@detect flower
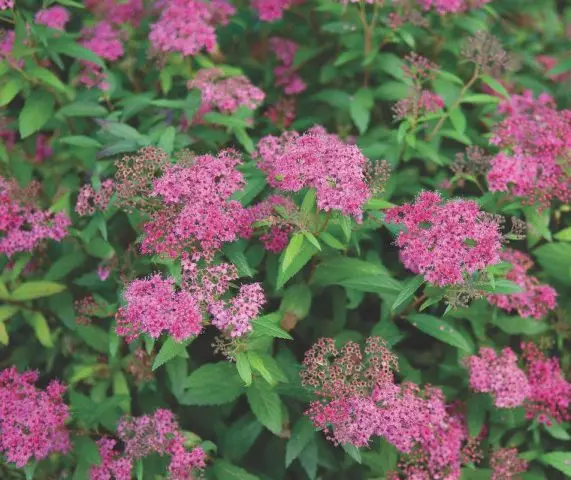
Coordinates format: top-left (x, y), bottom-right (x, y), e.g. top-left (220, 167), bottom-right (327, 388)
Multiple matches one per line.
top-left (385, 191), bottom-right (502, 286)
top-left (251, 0), bottom-right (291, 22)
top-left (256, 126), bottom-right (371, 220)
top-left (35, 6), bottom-right (70, 30)
top-left (488, 249), bottom-right (557, 319)
top-left (466, 347), bottom-right (530, 408)
top-left (0, 367), bottom-right (70, 468)
top-left (149, 0), bottom-right (234, 58)
top-left (269, 37), bottom-right (307, 95)
top-left (417, 0), bottom-right (491, 15)
top-left (85, 0), bottom-right (144, 26)
top-left (188, 68), bottom-right (265, 115)
top-left (490, 448), bottom-right (528, 480)
top-left (90, 438), bottom-right (133, 480)
top-left (76, 180), bottom-right (115, 216)
top-left (116, 274), bottom-right (203, 343)
top-left (0, 0), bottom-right (13, 10)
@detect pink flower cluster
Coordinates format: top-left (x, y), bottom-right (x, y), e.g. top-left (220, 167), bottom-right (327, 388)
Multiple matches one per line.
top-left (301, 338), bottom-right (473, 479)
top-left (488, 249), bottom-right (557, 319)
top-left (536, 55), bottom-right (571, 84)
top-left (490, 448), bottom-right (528, 480)
top-left (467, 344), bottom-right (571, 425)
top-left (417, 0), bottom-right (491, 15)
top-left (80, 22), bottom-right (124, 89)
top-left (149, 0), bottom-right (234, 58)
top-left (35, 6), bottom-right (70, 30)
top-left (0, 31), bottom-right (23, 69)
top-left (85, 0), bottom-right (144, 27)
top-left (188, 68), bottom-right (265, 115)
top-left (116, 274), bottom-right (203, 343)
top-left (91, 409), bottom-right (206, 480)
top-left (488, 90), bottom-right (571, 207)
top-left (34, 134), bottom-right (53, 163)
top-left (265, 97), bottom-right (297, 129)
top-left (251, 0), bottom-right (291, 22)
top-left (210, 283), bottom-right (265, 337)
top-left (76, 180), bottom-right (115, 216)
top-left (143, 149), bottom-right (247, 258)
top-left (0, 0), bottom-right (13, 10)
top-left (393, 89), bottom-right (444, 120)
top-left (256, 126), bottom-right (371, 220)
top-left (0, 367), bottom-right (70, 468)
top-left (269, 37), bottom-right (306, 95)
top-left (0, 177), bottom-right (70, 256)
top-left (385, 191), bottom-right (502, 286)
top-left (466, 347), bottom-right (530, 408)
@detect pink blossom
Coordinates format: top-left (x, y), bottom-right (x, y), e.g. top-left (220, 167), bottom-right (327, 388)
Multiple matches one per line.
top-left (76, 180), bottom-right (114, 216)
top-left (393, 89), bottom-right (444, 120)
top-left (0, 117), bottom-right (16, 150)
top-left (466, 347), bottom-right (530, 408)
top-left (210, 282), bottom-right (265, 337)
top-left (488, 90), bottom-right (571, 207)
top-left (34, 134), bottom-right (53, 163)
top-left (0, 31), bottom-right (23, 69)
top-left (188, 68), bottom-right (265, 115)
top-left (0, 367), bottom-right (71, 468)
top-left (35, 6), bottom-right (70, 30)
top-left (256, 126), bottom-right (371, 220)
top-left (0, 0), bottom-right (13, 10)
top-left (117, 409), bottom-right (206, 480)
top-left (116, 274), bottom-right (203, 343)
top-left (385, 191), bottom-right (502, 286)
top-left (488, 249), bottom-right (557, 319)
top-left (149, 0), bottom-right (234, 58)
top-left (90, 438), bottom-right (133, 480)
top-left (536, 55), bottom-right (571, 84)
top-left (143, 150), bottom-right (247, 258)
top-left (265, 97), bottom-right (296, 129)
top-left (0, 177), bottom-right (70, 256)
top-left (85, 0), bottom-right (144, 26)
top-left (79, 22), bottom-right (124, 90)
top-left (269, 37), bottom-right (306, 95)
top-left (251, 0), bottom-right (291, 22)
top-left (417, 0), bottom-right (491, 15)
top-left (490, 448), bottom-right (528, 480)
top-left (97, 264), bottom-right (111, 281)
top-left (522, 342), bottom-right (571, 425)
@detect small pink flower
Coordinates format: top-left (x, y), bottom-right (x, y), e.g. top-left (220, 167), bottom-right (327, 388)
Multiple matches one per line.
top-left (35, 6), bottom-right (71, 30)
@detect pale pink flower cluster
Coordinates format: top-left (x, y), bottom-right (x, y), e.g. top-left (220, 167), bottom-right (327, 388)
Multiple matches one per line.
top-left (256, 126), bottom-right (371, 220)
top-left (269, 37), bottom-right (306, 95)
top-left (149, 0), bottom-right (234, 58)
top-left (417, 0), bottom-right (491, 15)
top-left (92, 410), bottom-right (206, 480)
top-left (301, 338), bottom-right (473, 479)
top-left (393, 89), bottom-right (444, 120)
top-left (143, 150), bottom-right (247, 258)
top-left (488, 249), bottom-right (557, 319)
top-left (0, 367), bottom-right (71, 468)
top-left (79, 22), bottom-right (124, 90)
top-left (188, 68), bottom-right (265, 115)
top-left (35, 6), bottom-right (70, 30)
top-left (488, 90), bottom-right (571, 207)
top-left (466, 347), bottom-right (530, 408)
top-left (210, 283), bottom-right (265, 337)
top-left (116, 274), bottom-right (203, 343)
top-left (85, 0), bottom-right (144, 26)
top-left (385, 191), bottom-right (502, 286)
top-left (490, 448), bottom-right (528, 480)
top-left (76, 179), bottom-right (115, 216)
top-left (467, 344), bottom-right (571, 425)
top-left (0, 177), bottom-right (70, 256)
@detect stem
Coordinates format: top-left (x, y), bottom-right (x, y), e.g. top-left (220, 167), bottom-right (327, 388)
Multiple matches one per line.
top-left (357, 3), bottom-right (372, 86)
top-left (425, 65), bottom-right (480, 142)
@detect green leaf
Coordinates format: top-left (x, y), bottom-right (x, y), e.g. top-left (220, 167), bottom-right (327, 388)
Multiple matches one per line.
top-left (246, 379), bottom-right (283, 434)
top-left (492, 315), bottom-right (549, 335)
top-left (28, 66), bottom-right (70, 95)
top-left (247, 351), bottom-right (275, 385)
top-left (59, 136), bottom-right (102, 148)
top-left (408, 314), bottom-right (473, 353)
top-left (182, 362), bottom-right (244, 405)
top-left (251, 313), bottom-right (293, 340)
top-left (467, 395), bottom-right (488, 437)
top-left (460, 94), bottom-right (500, 104)
top-left (213, 460), bottom-right (261, 480)
top-left (277, 238), bottom-right (318, 290)
top-left (481, 75), bottom-right (510, 99)
top-left (24, 311), bottom-right (53, 348)
top-left (158, 126), bottom-right (176, 154)
top-left (152, 337), bottom-right (190, 371)
top-left (342, 443), bottom-right (362, 464)
top-left (76, 325), bottom-right (110, 353)
top-left (0, 322), bottom-right (8, 345)
top-left (299, 440), bottom-right (318, 480)
top-left (282, 233), bottom-right (304, 272)
top-left (234, 127), bottom-right (255, 154)
top-left (449, 107), bottom-right (467, 133)
top-left (285, 417), bottom-right (315, 467)
top-left (0, 305), bottom-right (19, 322)
top-left (19, 91), bottom-right (55, 138)
top-left (73, 436), bottom-right (101, 466)
top-left (540, 452), bottom-right (571, 475)
top-left (391, 275), bottom-right (424, 313)
top-left (543, 422), bottom-right (571, 441)
top-left (223, 414), bottom-right (264, 463)
top-left (236, 352), bottom-right (252, 386)
top-left (554, 227), bottom-right (571, 242)
top-left (534, 243), bottom-right (571, 284)
top-left (482, 279), bottom-right (523, 294)
top-left (49, 38), bottom-right (105, 67)
top-left (375, 81), bottom-right (410, 101)
top-left (12, 281), bottom-right (66, 301)
top-left (58, 101), bottom-right (107, 118)
top-left (224, 242), bottom-right (255, 277)
top-left (350, 87), bottom-right (373, 134)
top-left (319, 232), bottom-right (345, 250)
top-left (280, 283), bottom-right (312, 320)
top-left (0, 77), bottom-right (22, 106)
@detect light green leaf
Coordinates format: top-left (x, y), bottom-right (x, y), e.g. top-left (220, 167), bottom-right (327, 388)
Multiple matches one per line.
top-left (246, 379), bottom-right (283, 435)
top-left (0, 77), bottom-right (22, 106)
top-left (59, 136), bottom-right (102, 148)
top-left (342, 443), bottom-right (362, 464)
top-left (251, 313), bottom-right (293, 340)
top-left (408, 314), bottom-right (473, 353)
top-left (158, 126), bottom-right (175, 154)
top-left (0, 305), bottom-right (19, 322)
top-left (25, 311), bottom-right (53, 348)
top-left (182, 362), bottom-right (244, 405)
top-left (319, 232), bottom-right (345, 250)
top-left (19, 91), bottom-right (55, 138)
top-left (277, 238), bottom-right (318, 290)
top-left (247, 351), bottom-right (275, 385)
top-left (212, 460), bottom-right (261, 480)
top-left (391, 275), bottom-right (424, 313)
top-left (236, 353), bottom-right (252, 386)
top-left (282, 233), bottom-right (304, 272)
top-left (12, 281), bottom-right (66, 301)
top-left (481, 75), bottom-right (510, 99)
top-left (152, 337), bottom-right (190, 371)
top-left (540, 452), bottom-right (571, 475)
top-left (350, 87), bottom-right (373, 134)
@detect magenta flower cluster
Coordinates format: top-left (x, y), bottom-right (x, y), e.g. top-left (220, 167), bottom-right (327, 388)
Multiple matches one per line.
top-left (252, 0), bottom-right (292, 22)
top-left (385, 191), bottom-right (502, 286)
top-left (256, 126), bottom-right (371, 220)
top-left (76, 179), bottom-right (115, 217)
top-left (269, 37), bottom-right (307, 95)
top-left (35, 6), bottom-right (70, 30)
top-left (85, 0), bottom-right (144, 27)
top-left (301, 338), bottom-right (474, 479)
top-left (488, 90), bottom-right (571, 207)
top-left (488, 249), bottom-right (557, 319)
top-left (188, 68), bottom-right (265, 115)
top-left (149, 0), bottom-right (235, 58)
top-left (0, 177), bottom-right (70, 256)
top-left (467, 344), bottom-right (571, 425)
top-left (418, 0), bottom-right (492, 15)
top-left (0, 367), bottom-right (70, 468)
top-left (80, 22), bottom-right (124, 90)
top-left (91, 409), bottom-right (206, 480)
top-left (0, 0), bottom-right (13, 10)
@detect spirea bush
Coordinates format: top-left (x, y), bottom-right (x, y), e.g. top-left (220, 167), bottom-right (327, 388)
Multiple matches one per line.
top-left (1, 0), bottom-right (570, 478)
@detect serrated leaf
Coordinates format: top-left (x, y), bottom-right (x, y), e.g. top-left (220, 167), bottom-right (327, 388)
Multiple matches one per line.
top-left (391, 275), bottom-right (424, 313)
top-left (251, 314), bottom-right (293, 340)
top-left (182, 362), bottom-right (244, 405)
top-left (236, 352), bottom-right (252, 386)
top-left (277, 238), bottom-right (318, 290)
top-left (12, 281), bottom-right (66, 301)
top-left (408, 314), bottom-right (473, 353)
top-left (481, 75), bottom-right (510, 99)
top-left (540, 452), bottom-right (571, 475)
top-left (350, 87), bottom-right (373, 134)
top-left (285, 417), bottom-right (314, 467)
top-left (73, 436), bottom-right (101, 466)
top-left (247, 351), bottom-right (275, 385)
top-left (342, 443), bottom-right (362, 463)
top-left (246, 379), bottom-right (283, 434)
top-left (282, 233), bottom-right (304, 272)
top-left (152, 337), bottom-right (191, 371)
top-left (213, 460), bottom-right (261, 480)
